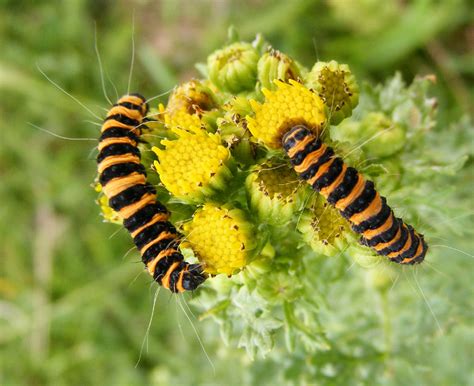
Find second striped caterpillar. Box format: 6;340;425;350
282;125;428;264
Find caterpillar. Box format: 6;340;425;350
97;93;207;292
282;125;428;264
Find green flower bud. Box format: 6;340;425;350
246;160;307;225
306;60;359;124
208;42;259;94
360;112;406;158
257;49;301;90
297;195;353;257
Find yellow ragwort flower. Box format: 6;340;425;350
160;80;216;132
152;128;232;202
183;203;255;275
246;80;326;148
94;183;122;225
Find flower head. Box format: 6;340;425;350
160;80;217;132
183;203;256;275
208;42;259;94
257;49;302;90
305;60;359;124
246;160;307;225
246;80;326;148
94;183;122;225
152;128;233;203
297;195;352;257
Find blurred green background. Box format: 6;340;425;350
1;1;472;385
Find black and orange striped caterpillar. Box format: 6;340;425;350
282;125;427;264
97;93;207;292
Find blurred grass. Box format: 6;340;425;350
0;0;472;385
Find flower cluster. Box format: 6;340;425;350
95;30;470;359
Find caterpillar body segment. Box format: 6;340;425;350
97;94;207;292
282;125;427;264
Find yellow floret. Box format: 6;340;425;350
246;79;326;148
152;128;231;202
183;204;255;275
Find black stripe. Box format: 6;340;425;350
153;252;183;284
104;114;140;127
327;167;359;205
397;227;420;261
282;125;312;152
169;262;187;293
99;162;145;186
312;157;344;191
290;137;322;166
341;181;376;219
141;239;179;264
117;101;143;111
299;147;335;181
181;264;207;291
99;127;140;142
378;223;409;256
406;236;427;265
123;203;169;233
108;184;156;211
97;143;140;163
133;221;177;251
351;197;390;233
362;217;400;247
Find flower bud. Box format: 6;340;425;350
257;49;301;90
297;195;353;257
208;42;259;94
182;203;256;275
246;160;307;225
306;60;359;125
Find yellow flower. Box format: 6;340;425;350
246;80;326;149
183;203;255;275
160;80;216;132
94;183;122;225
152;128;233;203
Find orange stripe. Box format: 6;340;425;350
308;157;335;186
98;137;137;152
102;173;146;198
387;228;412;258
287;135;314;158
350;193;382;225
140;231;177;255
161;261;181;289
373;224;403;251
146;248;177;276
400;234;424;264
362;213;394;240
176;267;187;293
294;144;327;174
107;105;142;121
118;193;156;219
118;95;145;107
334;173;365;211
97;154;140;173
101;119;135;133
320;163;347;198
131;213;170;238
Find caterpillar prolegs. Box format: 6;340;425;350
282;125;427;264
97;94;207;292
